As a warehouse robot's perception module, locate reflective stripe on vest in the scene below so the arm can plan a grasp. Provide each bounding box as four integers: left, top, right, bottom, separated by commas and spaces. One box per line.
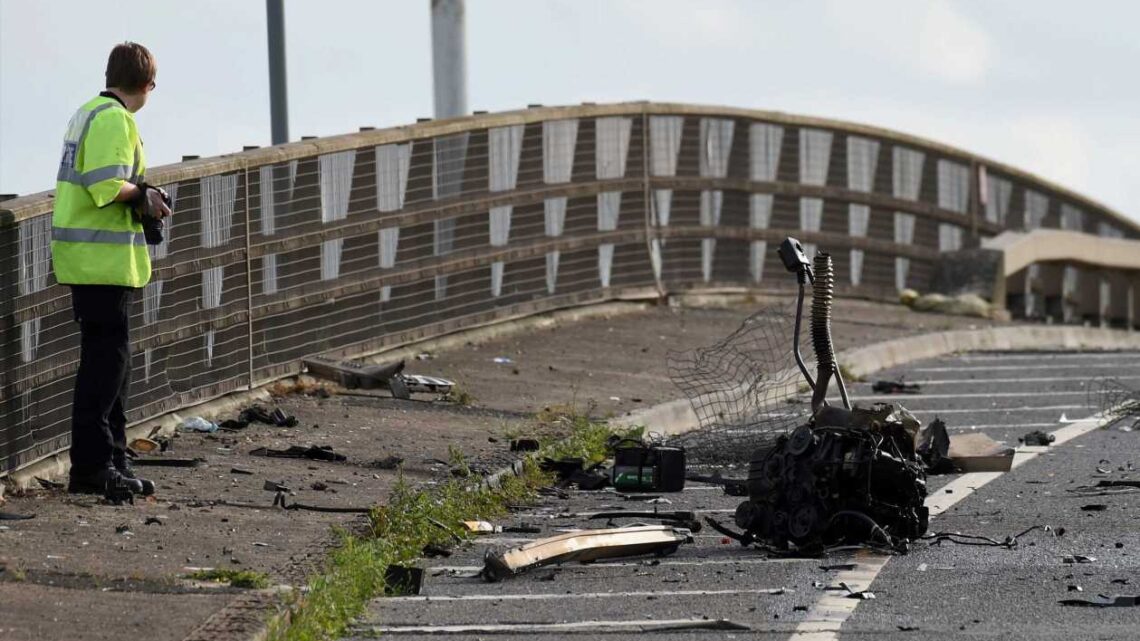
56, 102, 126, 187
52, 226, 146, 246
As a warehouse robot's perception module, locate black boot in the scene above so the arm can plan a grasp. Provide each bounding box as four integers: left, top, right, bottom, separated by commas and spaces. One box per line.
68, 467, 148, 501
114, 458, 156, 496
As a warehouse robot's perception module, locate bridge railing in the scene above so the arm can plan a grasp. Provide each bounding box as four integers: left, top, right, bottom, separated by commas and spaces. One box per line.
2, 101, 1136, 476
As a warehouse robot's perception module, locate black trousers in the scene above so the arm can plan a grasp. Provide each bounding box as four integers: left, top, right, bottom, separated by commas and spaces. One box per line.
69, 285, 135, 475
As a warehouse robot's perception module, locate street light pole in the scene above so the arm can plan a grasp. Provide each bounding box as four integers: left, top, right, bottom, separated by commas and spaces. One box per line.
266, 0, 290, 145
431, 0, 468, 119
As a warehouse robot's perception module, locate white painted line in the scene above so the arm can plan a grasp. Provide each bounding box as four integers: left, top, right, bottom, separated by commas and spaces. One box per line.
472, 532, 735, 545
908, 404, 1082, 415
946, 422, 1057, 431
390, 587, 791, 602
513, 508, 736, 520
429, 556, 813, 573
362, 618, 751, 635
955, 352, 1139, 362
873, 374, 1140, 386
910, 363, 1138, 373
849, 390, 1086, 402
789, 413, 1106, 641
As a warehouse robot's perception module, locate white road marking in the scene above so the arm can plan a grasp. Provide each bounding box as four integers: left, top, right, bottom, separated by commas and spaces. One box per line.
867, 374, 1140, 386
954, 352, 1139, 362
910, 363, 1138, 373
849, 390, 1086, 402
945, 422, 1058, 431
789, 413, 1106, 641
361, 618, 752, 634
428, 556, 813, 573
472, 532, 733, 545
907, 404, 1082, 415
389, 587, 791, 602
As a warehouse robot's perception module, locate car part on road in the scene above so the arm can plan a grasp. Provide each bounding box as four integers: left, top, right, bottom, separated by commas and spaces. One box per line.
304, 357, 453, 400
1059, 594, 1140, 607
178, 416, 218, 433
480, 525, 693, 581
946, 432, 1015, 472
917, 417, 953, 473
921, 524, 1055, 549
131, 457, 201, 467
1020, 430, 1056, 446
249, 445, 347, 462
609, 438, 685, 492
872, 379, 922, 394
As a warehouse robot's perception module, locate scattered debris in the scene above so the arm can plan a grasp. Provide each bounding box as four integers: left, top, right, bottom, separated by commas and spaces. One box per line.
1020, 430, 1056, 446
872, 380, 922, 395
509, 438, 540, 452
310, 481, 329, 492
370, 456, 404, 470
923, 525, 1054, 549
685, 471, 748, 496
0, 511, 35, 521
35, 477, 63, 491
144, 516, 164, 526
917, 417, 953, 473
1059, 595, 1140, 608
481, 525, 693, 581
1063, 555, 1097, 564
230, 467, 254, 476
1081, 504, 1108, 512
610, 439, 685, 492
249, 445, 347, 462
462, 521, 542, 535
129, 438, 161, 453
820, 563, 857, 571
422, 543, 452, 558
178, 417, 218, 433
589, 511, 702, 532
304, 357, 453, 400
384, 565, 424, 595
132, 457, 200, 467
492, 357, 513, 365
264, 481, 290, 492
947, 432, 1014, 472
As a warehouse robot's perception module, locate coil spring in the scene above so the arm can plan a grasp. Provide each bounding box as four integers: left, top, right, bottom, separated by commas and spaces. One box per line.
811, 252, 836, 370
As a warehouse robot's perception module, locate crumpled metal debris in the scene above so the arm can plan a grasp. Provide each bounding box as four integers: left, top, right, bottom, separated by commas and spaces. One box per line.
1020, 430, 1056, 446
872, 379, 922, 395
249, 445, 347, 462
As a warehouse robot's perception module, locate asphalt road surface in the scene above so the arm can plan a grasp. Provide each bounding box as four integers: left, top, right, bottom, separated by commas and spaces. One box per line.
348, 350, 1140, 640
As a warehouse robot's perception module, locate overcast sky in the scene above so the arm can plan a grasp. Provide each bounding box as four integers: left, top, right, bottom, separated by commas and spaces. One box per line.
2, 0, 1138, 220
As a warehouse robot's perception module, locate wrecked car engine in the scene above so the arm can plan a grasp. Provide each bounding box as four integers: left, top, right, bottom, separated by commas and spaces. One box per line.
673, 237, 931, 551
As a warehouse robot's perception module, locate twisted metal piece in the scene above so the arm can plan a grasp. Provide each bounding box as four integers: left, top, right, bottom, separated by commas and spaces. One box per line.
810, 253, 836, 413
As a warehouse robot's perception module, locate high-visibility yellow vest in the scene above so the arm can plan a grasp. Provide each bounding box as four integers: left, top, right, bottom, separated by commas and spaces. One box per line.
51, 95, 150, 287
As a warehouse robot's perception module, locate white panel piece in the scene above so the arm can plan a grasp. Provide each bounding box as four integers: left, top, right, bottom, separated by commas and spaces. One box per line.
491, 261, 505, 297
544, 197, 567, 237
490, 205, 512, 246
20, 318, 40, 364
850, 249, 865, 286
984, 174, 1012, 225
1063, 266, 1078, 323
543, 119, 578, 184
936, 159, 969, 213
649, 116, 683, 177
259, 167, 278, 235
939, 223, 963, 252
597, 191, 622, 232
800, 197, 823, 232
750, 194, 773, 230
545, 250, 560, 294
1061, 204, 1084, 232
750, 123, 783, 181
262, 254, 278, 295
598, 243, 615, 288
321, 238, 343, 281
200, 174, 238, 248
376, 143, 411, 212
894, 212, 916, 291
202, 265, 224, 309
378, 226, 399, 304
320, 150, 355, 223
1024, 190, 1049, 230
700, 190, 723, 227
143, 280, 163, 325
595, 117, 632, 180
1100, 278, 1111, 325
144, 348, 153, 383
798, 129, 833, 186
433, 133, 469, 200
699, 118, 734, 178
649, 238, 663, 282
653, 189, 673, 228
892, 147, 925, 201
489, 125, 523, 192
849, 204, 870, 237
750, 241, 767, 283
846, 136, 880, 192
1098, 222, 1124, 238
701, 238, 716, 283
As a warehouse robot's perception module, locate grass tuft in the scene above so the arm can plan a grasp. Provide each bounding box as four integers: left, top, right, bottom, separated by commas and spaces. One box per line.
187, 568, 270, 589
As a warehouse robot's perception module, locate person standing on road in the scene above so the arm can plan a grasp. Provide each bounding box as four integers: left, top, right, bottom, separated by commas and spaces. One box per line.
51, 42, 172, 498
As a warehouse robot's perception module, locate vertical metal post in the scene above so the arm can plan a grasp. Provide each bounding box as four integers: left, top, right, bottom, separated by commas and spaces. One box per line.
431, 0, 468, 118
243, 165, 256, 390
266, 0, 290, 145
